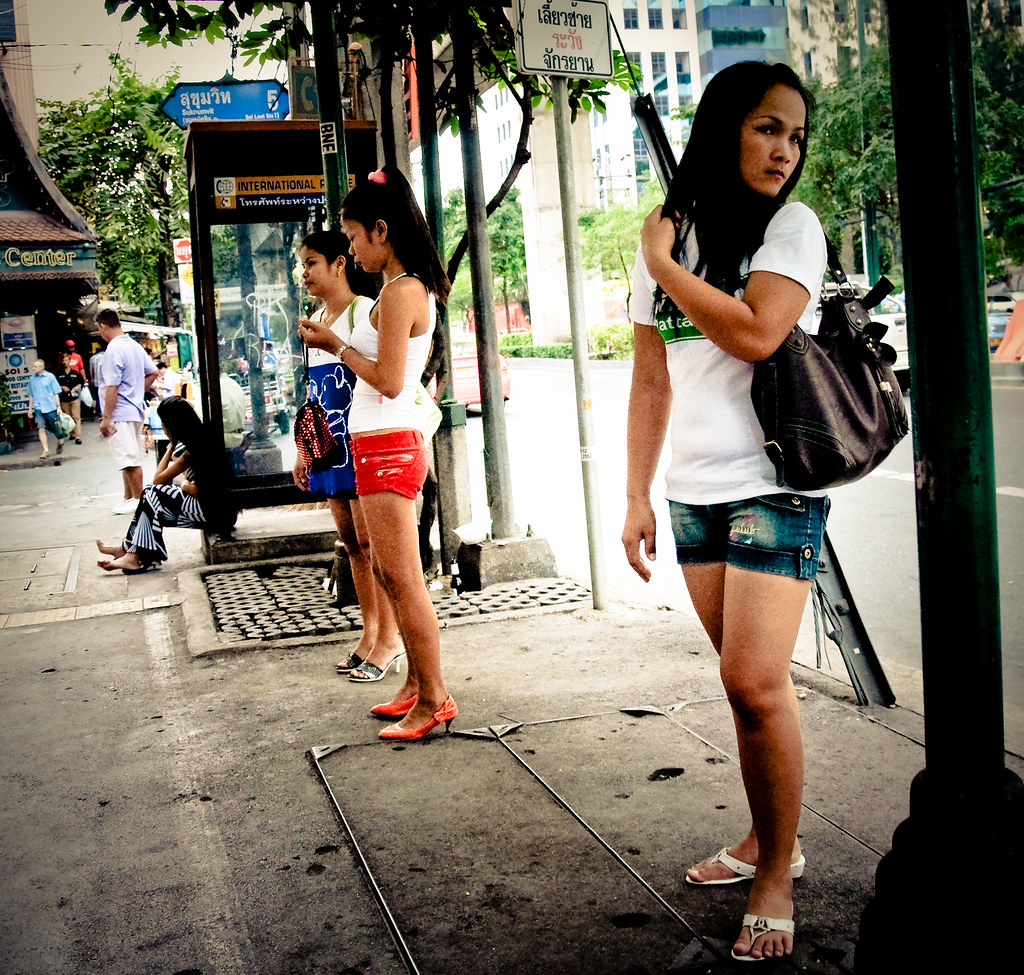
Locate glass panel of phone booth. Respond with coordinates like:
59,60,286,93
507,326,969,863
211,220,308,477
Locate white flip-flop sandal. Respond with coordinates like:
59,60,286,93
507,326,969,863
685,848,806,885
731,914,796,962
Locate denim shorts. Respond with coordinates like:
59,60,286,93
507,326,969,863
351,429,428,500
669,493,829,581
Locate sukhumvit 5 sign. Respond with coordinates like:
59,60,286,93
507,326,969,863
161,79,289,130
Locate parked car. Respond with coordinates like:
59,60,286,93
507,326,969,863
988,309,1012,353
435,339,511,409
987,293,1023,315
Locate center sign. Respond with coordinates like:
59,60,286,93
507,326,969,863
511,0,613,79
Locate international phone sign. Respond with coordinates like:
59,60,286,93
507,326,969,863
511,0,612,79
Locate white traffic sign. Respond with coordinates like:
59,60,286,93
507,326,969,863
511,0,613,80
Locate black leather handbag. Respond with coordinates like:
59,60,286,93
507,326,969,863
750,241,910,491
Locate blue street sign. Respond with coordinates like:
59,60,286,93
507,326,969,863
160,79,290,129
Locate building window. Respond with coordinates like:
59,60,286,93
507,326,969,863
623,0,638,29
0,0,15,42
801,4,810,29
627,51,643,84
676,52,692,105
1011,0,1023,26
803,51,813,77
652,51,669,118
633,121,651,196
671,0,687,29
648,0,664,29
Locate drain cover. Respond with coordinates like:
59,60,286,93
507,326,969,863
204,564,591,641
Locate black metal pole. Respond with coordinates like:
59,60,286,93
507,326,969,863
415,5,471,574
451,10,517,540
310,1,347,228
857,4,1024,968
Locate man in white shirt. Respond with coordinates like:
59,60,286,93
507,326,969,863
96,309,158,513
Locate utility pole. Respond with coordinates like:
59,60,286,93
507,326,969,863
414,8,472,574
309,1,347,229
857,2,1023,968
451,10,517,541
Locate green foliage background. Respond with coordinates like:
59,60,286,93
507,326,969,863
37,56,188,310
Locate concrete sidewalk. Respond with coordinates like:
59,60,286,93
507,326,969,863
1,424,1022,973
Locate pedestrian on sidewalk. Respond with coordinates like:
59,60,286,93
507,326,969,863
96,308,158,514
622,61,826,963
299,166,455,741
26,359,64,462
96,396,235,573
294,229,406,681
56,352,85,444
87,349,104,418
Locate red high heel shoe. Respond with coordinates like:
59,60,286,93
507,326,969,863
379,695,457,741
370,694,417,718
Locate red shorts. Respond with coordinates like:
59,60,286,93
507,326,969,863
351,430,428,500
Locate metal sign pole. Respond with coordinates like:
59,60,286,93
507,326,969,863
551,76,606,610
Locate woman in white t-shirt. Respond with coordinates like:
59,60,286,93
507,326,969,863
299,166,455,742
622,61,827,963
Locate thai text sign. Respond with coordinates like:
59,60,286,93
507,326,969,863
512,0,612,79
1,314,35,350
1,349,34,414
161,80,289,130
212,174,326,210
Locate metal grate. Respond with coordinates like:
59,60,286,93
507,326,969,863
205,564,591,641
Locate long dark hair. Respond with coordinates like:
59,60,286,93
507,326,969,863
341,165,451,307
666,61,815,295
300,230,378,300
157,395,235,530
158,395,204,452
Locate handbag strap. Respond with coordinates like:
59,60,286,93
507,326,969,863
824,236,893,311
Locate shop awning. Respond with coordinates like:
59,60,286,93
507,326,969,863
0,210,98,283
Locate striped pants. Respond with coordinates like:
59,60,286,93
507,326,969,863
123,483,207,565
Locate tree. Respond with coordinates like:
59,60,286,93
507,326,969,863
795,47,900,281
37,55,188,319
441,187,528,330
488,188,528,331
579,181,662,291
102,0,632,284
971,0,1024,286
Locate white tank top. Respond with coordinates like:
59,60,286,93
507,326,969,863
348,273,435,434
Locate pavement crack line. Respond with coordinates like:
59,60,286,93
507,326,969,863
144,612,249,975
309,713,727,973
308,745,421,975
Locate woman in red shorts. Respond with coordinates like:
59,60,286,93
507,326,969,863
298,166,455,741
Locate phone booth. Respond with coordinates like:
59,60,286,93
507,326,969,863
184,119,376,510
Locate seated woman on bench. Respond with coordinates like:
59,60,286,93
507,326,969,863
97,396,235,574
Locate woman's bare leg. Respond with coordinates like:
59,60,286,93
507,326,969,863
683,562,809,960
344,497,403,668
330,498,402,666
358,491,445,722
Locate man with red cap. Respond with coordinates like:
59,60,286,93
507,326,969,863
64,340,85,375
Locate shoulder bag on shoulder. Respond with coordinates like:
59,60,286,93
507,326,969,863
750,240,910,491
